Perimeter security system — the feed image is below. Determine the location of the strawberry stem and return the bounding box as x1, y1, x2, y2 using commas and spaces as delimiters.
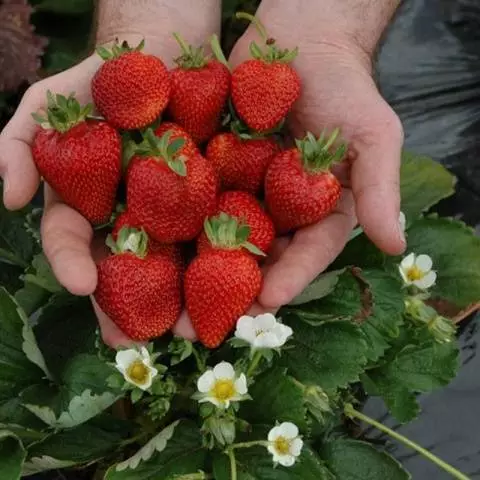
296, 129, 347, 173
106, 227, 149, 258
235, 12, 268, 42
173, 32, 208, 69
210, 34, 230, 71
31, 91, 93, 133
204, 213, 265, 256
96, 38, 145, 60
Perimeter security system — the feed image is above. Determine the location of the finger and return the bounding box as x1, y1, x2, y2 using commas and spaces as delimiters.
259, 190, 357, 309
41, 189, 97, 295
248, 302, 279, 317
172, 310, 197, 341
351, 112, 406, 255
91, 297, 139, 349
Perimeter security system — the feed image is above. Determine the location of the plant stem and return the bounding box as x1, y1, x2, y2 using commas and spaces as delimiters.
228, 447, 237, 480
172, 32, 190, 56
236, 12, 268, 42
344, 404, 470, 480
230, 440, 270, 450
210, 34, 230, 71
247, 351, 262, 377
192, 347, 206, 372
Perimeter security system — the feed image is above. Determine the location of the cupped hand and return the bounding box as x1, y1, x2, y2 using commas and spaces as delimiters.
229, 11, 406, 310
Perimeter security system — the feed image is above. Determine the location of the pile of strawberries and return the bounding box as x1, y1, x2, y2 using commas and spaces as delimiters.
31, 21, 346, 349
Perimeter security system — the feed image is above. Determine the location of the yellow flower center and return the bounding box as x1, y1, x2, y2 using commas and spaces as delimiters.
406, 265, 425, 281
255, 329, 265, 337
274, 436, 291, 455
127, 360, 149, 384
212, 379, 236, 401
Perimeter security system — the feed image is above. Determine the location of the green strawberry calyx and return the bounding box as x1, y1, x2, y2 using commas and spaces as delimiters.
236, 12, 298, 64
134, 129, 188, 177
296, 129, 347, 173
96, 38, 145, 61
31, 91, 93, 133
173, 32, 209, 69
204, 212, 266, 256
106, 226, 149, 259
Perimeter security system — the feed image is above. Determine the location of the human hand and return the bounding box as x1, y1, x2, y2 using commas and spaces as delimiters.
0, 0, 221, 347
228, 0, 406, 310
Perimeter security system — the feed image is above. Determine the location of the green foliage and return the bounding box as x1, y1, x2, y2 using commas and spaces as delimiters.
0, 430, 27, 480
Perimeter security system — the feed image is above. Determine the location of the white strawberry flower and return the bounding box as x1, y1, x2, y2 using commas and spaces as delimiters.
234, 313, 293, 349
399, 253, 437, 290
267, 422, 304, 467
399, 211, 406, 233
196, 362, 248, 409
115, 346, 158, 391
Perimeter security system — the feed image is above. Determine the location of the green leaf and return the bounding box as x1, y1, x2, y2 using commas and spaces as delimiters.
22, 456, 77, 476
400, 151, 455, 220
22, 253, 62, 293
105, 421, 206, 479
0, 184, 37, 267
280, 317, 368, 392
0, 288, 46, 426
289, 269, 344, 306
401, 216, 480, 308
0, 431, 26, 480
242, 369, 307, 430
321, 439, 410, 480
213, 443, 334, 480
14, 283, 51, 316
358, 270, 405, 362
362, 340, 459, 423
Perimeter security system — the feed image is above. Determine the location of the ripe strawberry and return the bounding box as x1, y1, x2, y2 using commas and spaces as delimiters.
197, 191, 275, 258
154, 122, 199, 158
32, 92, 121, 225
206, 132, 279, 194
185, 216, 262, 348
112, 211, 183, 267
168, 34, 230, 143
95, 227, 182, 341
231, 15, 300, 131
92, 40, 170, 130
265, 130, 346, 233
127, 129, 218, 243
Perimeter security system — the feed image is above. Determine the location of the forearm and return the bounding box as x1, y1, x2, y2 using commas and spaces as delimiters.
95, 0, 221, 57
256, 0, 400, 55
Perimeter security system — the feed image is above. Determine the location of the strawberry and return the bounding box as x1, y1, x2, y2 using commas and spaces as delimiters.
112, 211, 183, 267
92, 40, 170, 130
231, 13, 300, 131
168, 33, 230, 143
206, 132, 280, 194
265, 130, 346, 233
32, 92, 121, 225
185, 215, 262, 348
197, 191, 275, 258
95, 227, 182, 341
126, 129, 218, 243
154, 122, 199, 158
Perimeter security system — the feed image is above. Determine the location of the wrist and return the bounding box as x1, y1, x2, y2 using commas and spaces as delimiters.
95, 0, 221, 61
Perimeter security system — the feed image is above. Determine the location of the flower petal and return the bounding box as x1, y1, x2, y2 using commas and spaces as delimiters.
272, 324, 293, 345
115, 349, 141, 372
279, 422, 299, 439
400, 252, 415, 269
268, 426, 282, 441
278, 454, 296, 467
415, 254, 433, 272
139, 346, 151, 362
414, 271, 437, 289
235, 316, 255, 343
290, 438, 304, 456
197, 370, 215, 393
213, 361, 235, 380
234, 374, 248, 395
398, 265, 411, 285
267, 444, 277, 456
255, 332, 280, 349
255, 313, 277, 330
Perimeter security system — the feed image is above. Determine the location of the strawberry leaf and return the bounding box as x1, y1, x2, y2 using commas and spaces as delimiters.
0, 430, 26, 479
321, 439, 410, 480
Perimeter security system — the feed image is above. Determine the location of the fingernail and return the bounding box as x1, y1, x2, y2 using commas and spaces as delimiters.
398, 211, 407, 245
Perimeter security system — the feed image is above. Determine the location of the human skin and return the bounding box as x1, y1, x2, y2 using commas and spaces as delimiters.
0, 0, 404, 347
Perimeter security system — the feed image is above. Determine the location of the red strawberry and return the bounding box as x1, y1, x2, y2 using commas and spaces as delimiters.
112, 211, 183, 267
95, 227, 182, 341
206, 132, 279, 194
197, 191, 275, 258
168, 34, 230, 143
154, 122, 199, 158
185, 216, 262, 348
127, 129, 218, 243
231, 15, 300, 131
32, 92, 121, 225
265, 130, 346, 233
92, 40, 170, 130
